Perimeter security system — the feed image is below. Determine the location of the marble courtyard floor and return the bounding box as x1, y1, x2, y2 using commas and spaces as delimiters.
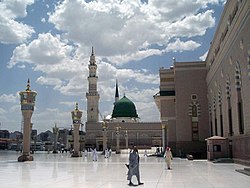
0, 150, 249, 188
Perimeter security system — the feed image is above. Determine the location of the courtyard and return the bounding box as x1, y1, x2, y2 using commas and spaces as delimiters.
0, 150, 249, 188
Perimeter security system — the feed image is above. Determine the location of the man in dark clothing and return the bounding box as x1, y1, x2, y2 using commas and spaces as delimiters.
127, 147, 144, 186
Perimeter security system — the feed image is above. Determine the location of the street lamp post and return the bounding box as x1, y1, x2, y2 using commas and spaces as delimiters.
162, 120, 168, 150
102, 121, 108, 152
71, 103, 82, 157
162, 124, 166, 150
18, 79, 37, 162
53, 123, 59, 153
125, 130, 128, 149
16, 133, 20, 152
115, 126, 121, 154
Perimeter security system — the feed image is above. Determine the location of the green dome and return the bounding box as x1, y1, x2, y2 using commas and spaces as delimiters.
112, 96, 138, 118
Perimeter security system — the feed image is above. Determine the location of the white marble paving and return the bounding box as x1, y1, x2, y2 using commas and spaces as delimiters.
0, 150, 249, 188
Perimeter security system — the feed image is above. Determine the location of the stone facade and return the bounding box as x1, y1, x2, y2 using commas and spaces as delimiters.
85, 122, 162, 151
154, 61, 209, 158
155, 0, 250, 164
206, 0, 250, 165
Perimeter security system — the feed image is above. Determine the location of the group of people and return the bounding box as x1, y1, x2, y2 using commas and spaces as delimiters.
84, 147, 113, 161
127, 146, 173, 186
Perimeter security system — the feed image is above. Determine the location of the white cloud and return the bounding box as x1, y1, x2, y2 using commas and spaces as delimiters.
9, 105, 20, 113
59, 101, 76, 107
167, 38, 201, 52
0, 93, 19, 103
200, 50, 208, 61
33, 107, 87, 132
0, 0, 35, 44
164, 10, 215, 40
41, 18, 46, 23
8, 31, 159, 98
8, 33, 75, 68
48, 0, 221, 64
36, 76, 63, 89
0, 107, 7, 114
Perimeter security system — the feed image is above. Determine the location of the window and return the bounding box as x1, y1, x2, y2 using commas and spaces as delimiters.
213, 145, 221, 152
235, 62, 244, 134
192, 105, 198, 117
191, 94, 197, 100
226, 76, 233, 136
192, 122, 199, 141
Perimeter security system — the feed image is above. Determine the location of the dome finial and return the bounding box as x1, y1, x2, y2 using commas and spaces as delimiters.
26, 78, 30, 91
115, 79, 119, 103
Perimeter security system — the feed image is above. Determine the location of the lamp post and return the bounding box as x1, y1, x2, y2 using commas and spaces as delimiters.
162, 120, 168, 150
102, 121, 108, 152
161, 124, 166, 150
125, 130, 128, 149
53, 123, 59, 153
115, 126, 121, 154
16, 132, 20, 152
18, 79, 37, 162
71, 102, 82, 157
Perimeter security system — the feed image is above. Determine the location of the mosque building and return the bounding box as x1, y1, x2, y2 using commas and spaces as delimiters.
84, 48, 162, 152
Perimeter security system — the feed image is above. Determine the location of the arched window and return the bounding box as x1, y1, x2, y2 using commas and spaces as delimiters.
209, 104, 213, 136
192, 105, 198, 117
235, 62, 244, 134
213, 96, 218, 136
226, 75, 233, 136
235, 62, 241, 90
218, 88, 223, 136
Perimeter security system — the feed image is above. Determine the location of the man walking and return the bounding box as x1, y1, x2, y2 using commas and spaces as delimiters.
127, 146, 144, 186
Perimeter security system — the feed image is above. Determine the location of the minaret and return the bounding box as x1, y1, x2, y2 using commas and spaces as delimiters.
115, 80, 119, 103
86, 47, 99, 122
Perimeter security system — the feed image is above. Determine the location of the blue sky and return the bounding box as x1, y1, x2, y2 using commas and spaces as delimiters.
0, 0, 225, 133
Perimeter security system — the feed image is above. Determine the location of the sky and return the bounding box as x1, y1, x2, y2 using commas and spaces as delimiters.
0, 0, 225, 133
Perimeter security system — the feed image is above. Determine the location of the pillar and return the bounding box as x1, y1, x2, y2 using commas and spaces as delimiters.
53, 124, 59, 153
125, 130, 128, 149
71, 103, 82, 157
115, 126, 121, 154
18, 79, 37, 162
102, 121, 107, 151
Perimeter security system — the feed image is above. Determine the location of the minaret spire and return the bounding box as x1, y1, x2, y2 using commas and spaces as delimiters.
26, 78, 30, 91
75, 102, 78, 110
90, 46, 96, 66
115, 80, 119, 103
91, 46, 94, 56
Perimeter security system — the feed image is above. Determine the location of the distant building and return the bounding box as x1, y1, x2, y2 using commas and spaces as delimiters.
0, 130, 10, 138
37, 130, 53, 142
58, 129, 69, 147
